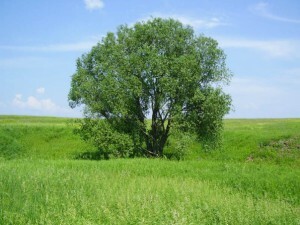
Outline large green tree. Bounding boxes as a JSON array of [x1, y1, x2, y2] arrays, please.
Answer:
[[69, 18, 232, 158]]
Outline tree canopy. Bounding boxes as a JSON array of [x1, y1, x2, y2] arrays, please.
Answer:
[[69, 18, 232, 159]]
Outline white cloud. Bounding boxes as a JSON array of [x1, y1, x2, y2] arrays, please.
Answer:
[[9, 94, 82, 118], [0, 41, 97, 52], [29, 96, 56, 111], [218, 37, 300, 58], [137, 13, 227, 29], [36, 87, 45, 94], [251, 2, 300, 24], [12, 94, 25, 108], [13, 95, 55, 111], [84, 0, 104, 10], [12, 94, 79, 117]]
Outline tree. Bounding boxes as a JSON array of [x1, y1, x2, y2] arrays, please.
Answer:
[[69, 18, 232, 158]]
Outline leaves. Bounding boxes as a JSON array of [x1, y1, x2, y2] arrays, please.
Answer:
[[69, 18, 232, 157]]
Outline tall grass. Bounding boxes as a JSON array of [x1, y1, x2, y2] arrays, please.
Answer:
[[0, 116, 300, 224], [0, 159, 299, 224]]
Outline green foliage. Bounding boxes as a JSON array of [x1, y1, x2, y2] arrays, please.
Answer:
[[69, 18, 232, 157], [74, 118, 135, 159], [163, 130, 196, 160]]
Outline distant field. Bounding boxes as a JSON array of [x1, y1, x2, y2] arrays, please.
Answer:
[[0, 115, 299, 224], [1, 115, 300, 163]]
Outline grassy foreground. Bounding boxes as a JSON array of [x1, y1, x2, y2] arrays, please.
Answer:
[[1, 159, 299, 224], [0, 116, 300, 224]]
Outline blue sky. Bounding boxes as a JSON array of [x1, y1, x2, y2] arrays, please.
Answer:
[[0, 0, 299, 118]]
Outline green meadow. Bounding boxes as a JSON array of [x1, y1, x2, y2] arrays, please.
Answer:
[[0, 115, 299, 224]]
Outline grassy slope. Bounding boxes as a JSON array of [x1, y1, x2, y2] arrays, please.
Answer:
[[0, 115, 300, 224], [200, 118, 300, 164], [0, 115, 95, 160]]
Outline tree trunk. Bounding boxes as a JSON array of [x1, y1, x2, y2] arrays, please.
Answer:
[[146, 110, 171, 157]]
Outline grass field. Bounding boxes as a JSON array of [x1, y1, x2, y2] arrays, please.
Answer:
[[0, 115, 300, 224]]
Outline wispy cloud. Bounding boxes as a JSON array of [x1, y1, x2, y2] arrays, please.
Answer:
[[0, 41, 98, 52], [285, 68, 300, 77], [138, 13, 227, 29], [167, 15, 225, 29], [84, 0, 104, 10], [275, 68, 300, 86], [225, 76, 300, 118], [251, 2, 300, 24], [0, 57, 48, 68], [218, 37, 300, 58]]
